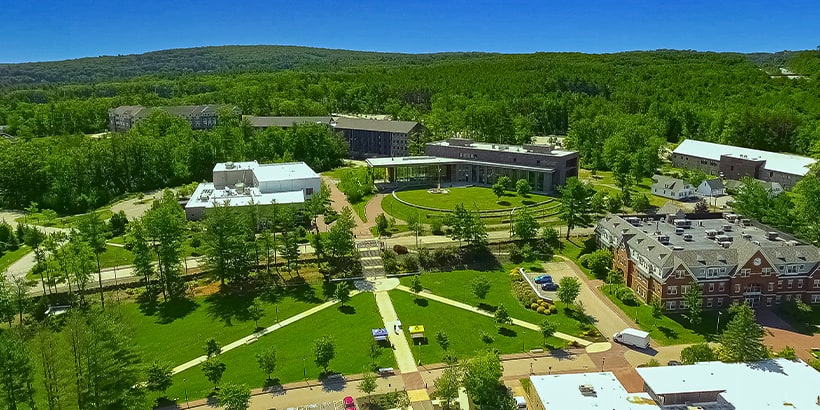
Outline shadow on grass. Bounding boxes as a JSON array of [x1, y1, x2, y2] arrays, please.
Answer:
[[478, 303, 497, 313], [413, 298, 429, 307], [497, 201, 512, 206], [657, 326, 678, 340], [263, 378, 284, 393], [338, 305, 357, 315], [205, 286, 258, 325], [319, 373, 347, 392], [156, 298, 199, 324], [498, 327, 518, 338]]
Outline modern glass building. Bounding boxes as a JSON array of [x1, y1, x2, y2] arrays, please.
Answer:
[[366, 138, 578, 193]]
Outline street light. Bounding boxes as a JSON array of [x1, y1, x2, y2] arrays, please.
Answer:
[[716, 311, 723, 334], [602, 357, 606, 372], [183, 378, 189, 408], [302, 357, 306, 380]]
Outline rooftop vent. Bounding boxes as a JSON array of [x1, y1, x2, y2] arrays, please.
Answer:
[[225, 161, 235, 169], [579, 384, 597, 397], [767, 232, 779, 241]]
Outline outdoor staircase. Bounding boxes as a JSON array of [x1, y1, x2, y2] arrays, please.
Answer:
[[357, 239, 384, 278]]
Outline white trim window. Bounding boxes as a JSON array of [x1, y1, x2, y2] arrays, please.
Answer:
[[666, 301, 677, 310], [668, 286, 678, 296], [812, 294, 820, 304]]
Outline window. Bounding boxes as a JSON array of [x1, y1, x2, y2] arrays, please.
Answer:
[[719, 283, 725, 292], [768, 282, 774, 292], [717, 298, 723, 307], [735, 284, 741, 293], [680, 300, 689, 309], [788, 280, 793, 289], [776, 295, 782, 304], [798, 280, 803, 289], [786, 265, 799, 274], [762, 268, 772, 276], [681, 285, 691, 294], [666, 301, 677, 310], [305, 187, 314, 195], [740, 269, 750, 277], [812, 294, 820, 304], [766, 297, 772, 307], [778, 280, 783, 289], [785, 294, 791, 302], [706, 298, 713, 308], [814, 279, 820, 289], [676, 270, 685, 279], [709, 283, 714, 293], [668, 286, 678, 295]]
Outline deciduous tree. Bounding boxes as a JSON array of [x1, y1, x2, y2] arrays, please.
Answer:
[[558, 178, 595, 239]]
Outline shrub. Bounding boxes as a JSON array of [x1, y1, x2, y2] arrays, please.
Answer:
[[479, 331, 494, 344], [430, 218, 444, 235], [548, 305, 557, 314], [400, 254, 419, 272], [537, 306, 546, 314], [617, 287, 638, 306], [393, 244, 408, 255], [530, 303, 539, 310], [509, 245, 524, 263]]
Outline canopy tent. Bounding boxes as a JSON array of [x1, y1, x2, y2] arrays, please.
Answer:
[[372, 328, 388, 341], [409, 325, 425, 339]]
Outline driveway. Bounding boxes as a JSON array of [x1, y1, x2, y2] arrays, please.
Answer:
[[541, 260, 632, 340]]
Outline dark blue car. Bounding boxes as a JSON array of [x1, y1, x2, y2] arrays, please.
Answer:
[[533, 274, 553, 284], [541, 282, 559, 291]]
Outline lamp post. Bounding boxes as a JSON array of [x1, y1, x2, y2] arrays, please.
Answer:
[[302, 357, 306, 380], [716, 311, 723, 334], [183, 378, 189, 408], [276, 304, 279, 323], [602, 357, 606, 372]]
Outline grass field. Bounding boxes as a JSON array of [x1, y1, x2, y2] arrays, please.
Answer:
[[17, 208, 115, 229], [395, 187, 552, 211], [351, 193, 374, 222], [382, 193, 560, 225], [159, 292, 393, 403], [119, 284, 328, 366], [0, 246, 30, 272], [601, 284, 717, 345], [399, 267, 585, 338], [389, 290, 560, 364]]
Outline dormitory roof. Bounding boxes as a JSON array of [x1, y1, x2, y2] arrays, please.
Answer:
[[673, 139, 816, 177]]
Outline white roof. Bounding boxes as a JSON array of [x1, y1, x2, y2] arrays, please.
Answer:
[[531, 372, 658, 410], [185, 183, 305, 210], [673, 139, 816, 176], [637, 359, 820, 409], [252, 162, 319, 183], [620, 328, 650, 338], [213, 161, 259, 172]]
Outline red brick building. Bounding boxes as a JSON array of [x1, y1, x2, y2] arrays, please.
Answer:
[[597, 214, 820, 310]]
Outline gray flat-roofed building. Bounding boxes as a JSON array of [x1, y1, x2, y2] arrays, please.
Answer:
[[671, 139, 816, 189], [108, 104, 238, 132], [366, 138, 578, 193]]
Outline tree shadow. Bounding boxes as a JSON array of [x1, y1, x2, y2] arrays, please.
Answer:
[[522, 200, 535, 205], [205, 287, 256, 325], [497, 201, 512, 206], [657, 326, 678, 340], [263, 378, 284, 392], [413, 298, 428, 307], [156, 298, 200, 324], [498, 327, 518, 338], [338, 305, 357, 315], [478, 303, 497, 313], [319, 374, 347, 392]]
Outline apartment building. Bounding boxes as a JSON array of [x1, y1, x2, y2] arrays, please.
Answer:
[[596, 213, 820, 310], [244, 115, 422, 157], [671, 139, 816, 189], [108, 104, 238, 132]]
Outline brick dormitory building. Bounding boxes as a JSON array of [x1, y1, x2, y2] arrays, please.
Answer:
[[595, 209, 820, 311]]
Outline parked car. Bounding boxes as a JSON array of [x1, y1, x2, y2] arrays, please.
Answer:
[[534, 274, 554, 284], [344, 396, 356, 409], [667, 360, 682, 366], [541, 282, 558, 291]]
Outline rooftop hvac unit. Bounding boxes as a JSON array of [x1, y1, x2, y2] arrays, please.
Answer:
[[579, 384, 596, 396], [225, 161, 235, 169]]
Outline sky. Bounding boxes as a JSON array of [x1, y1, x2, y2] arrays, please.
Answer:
[[2, 0, 819, 63]]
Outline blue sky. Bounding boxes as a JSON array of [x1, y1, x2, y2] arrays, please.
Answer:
[[2, 0, 819, 63]]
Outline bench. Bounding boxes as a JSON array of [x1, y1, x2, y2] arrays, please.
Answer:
[[378, 367, 395, 375]]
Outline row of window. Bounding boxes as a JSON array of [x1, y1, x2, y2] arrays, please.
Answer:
[[668, 279, 820, 295], [667, 294, 820, 310]]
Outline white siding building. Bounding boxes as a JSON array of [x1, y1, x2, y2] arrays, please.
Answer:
[[185, 161, 320, 220]]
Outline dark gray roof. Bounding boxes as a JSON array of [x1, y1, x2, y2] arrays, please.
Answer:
[[110, 105, 235, 117], [656, 201, 686, 217], [651, 175, 692, 195], [333, 117, 420, 134], [702, 179, 725, 190], [244, 116, 332, 128]]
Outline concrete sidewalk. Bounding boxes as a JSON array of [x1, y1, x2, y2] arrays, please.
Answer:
[[171, 291, 359, 375], [374, 291, 418, 373], [393, 285, 592, 347]]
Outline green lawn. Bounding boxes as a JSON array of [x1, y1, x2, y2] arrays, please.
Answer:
[[382, 194, 560, 225], [600, 285, 719, 345], [119, 284, 328, 366], [390, 290, 561, 365], [558, 237, 598, 279], [159, 292, 393, 403], [351, 193, 375, 222], [400, 267, 585, 338], [99, 244, 134, 268], [17, 208, 115, 229], [395, 187, 552, 211], [0, 246, 30, 272]]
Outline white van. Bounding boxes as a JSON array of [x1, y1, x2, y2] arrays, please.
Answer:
[[613, 328, 650, 349]]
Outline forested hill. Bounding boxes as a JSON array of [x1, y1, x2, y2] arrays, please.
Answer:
[[0, 45, 491, 86]]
